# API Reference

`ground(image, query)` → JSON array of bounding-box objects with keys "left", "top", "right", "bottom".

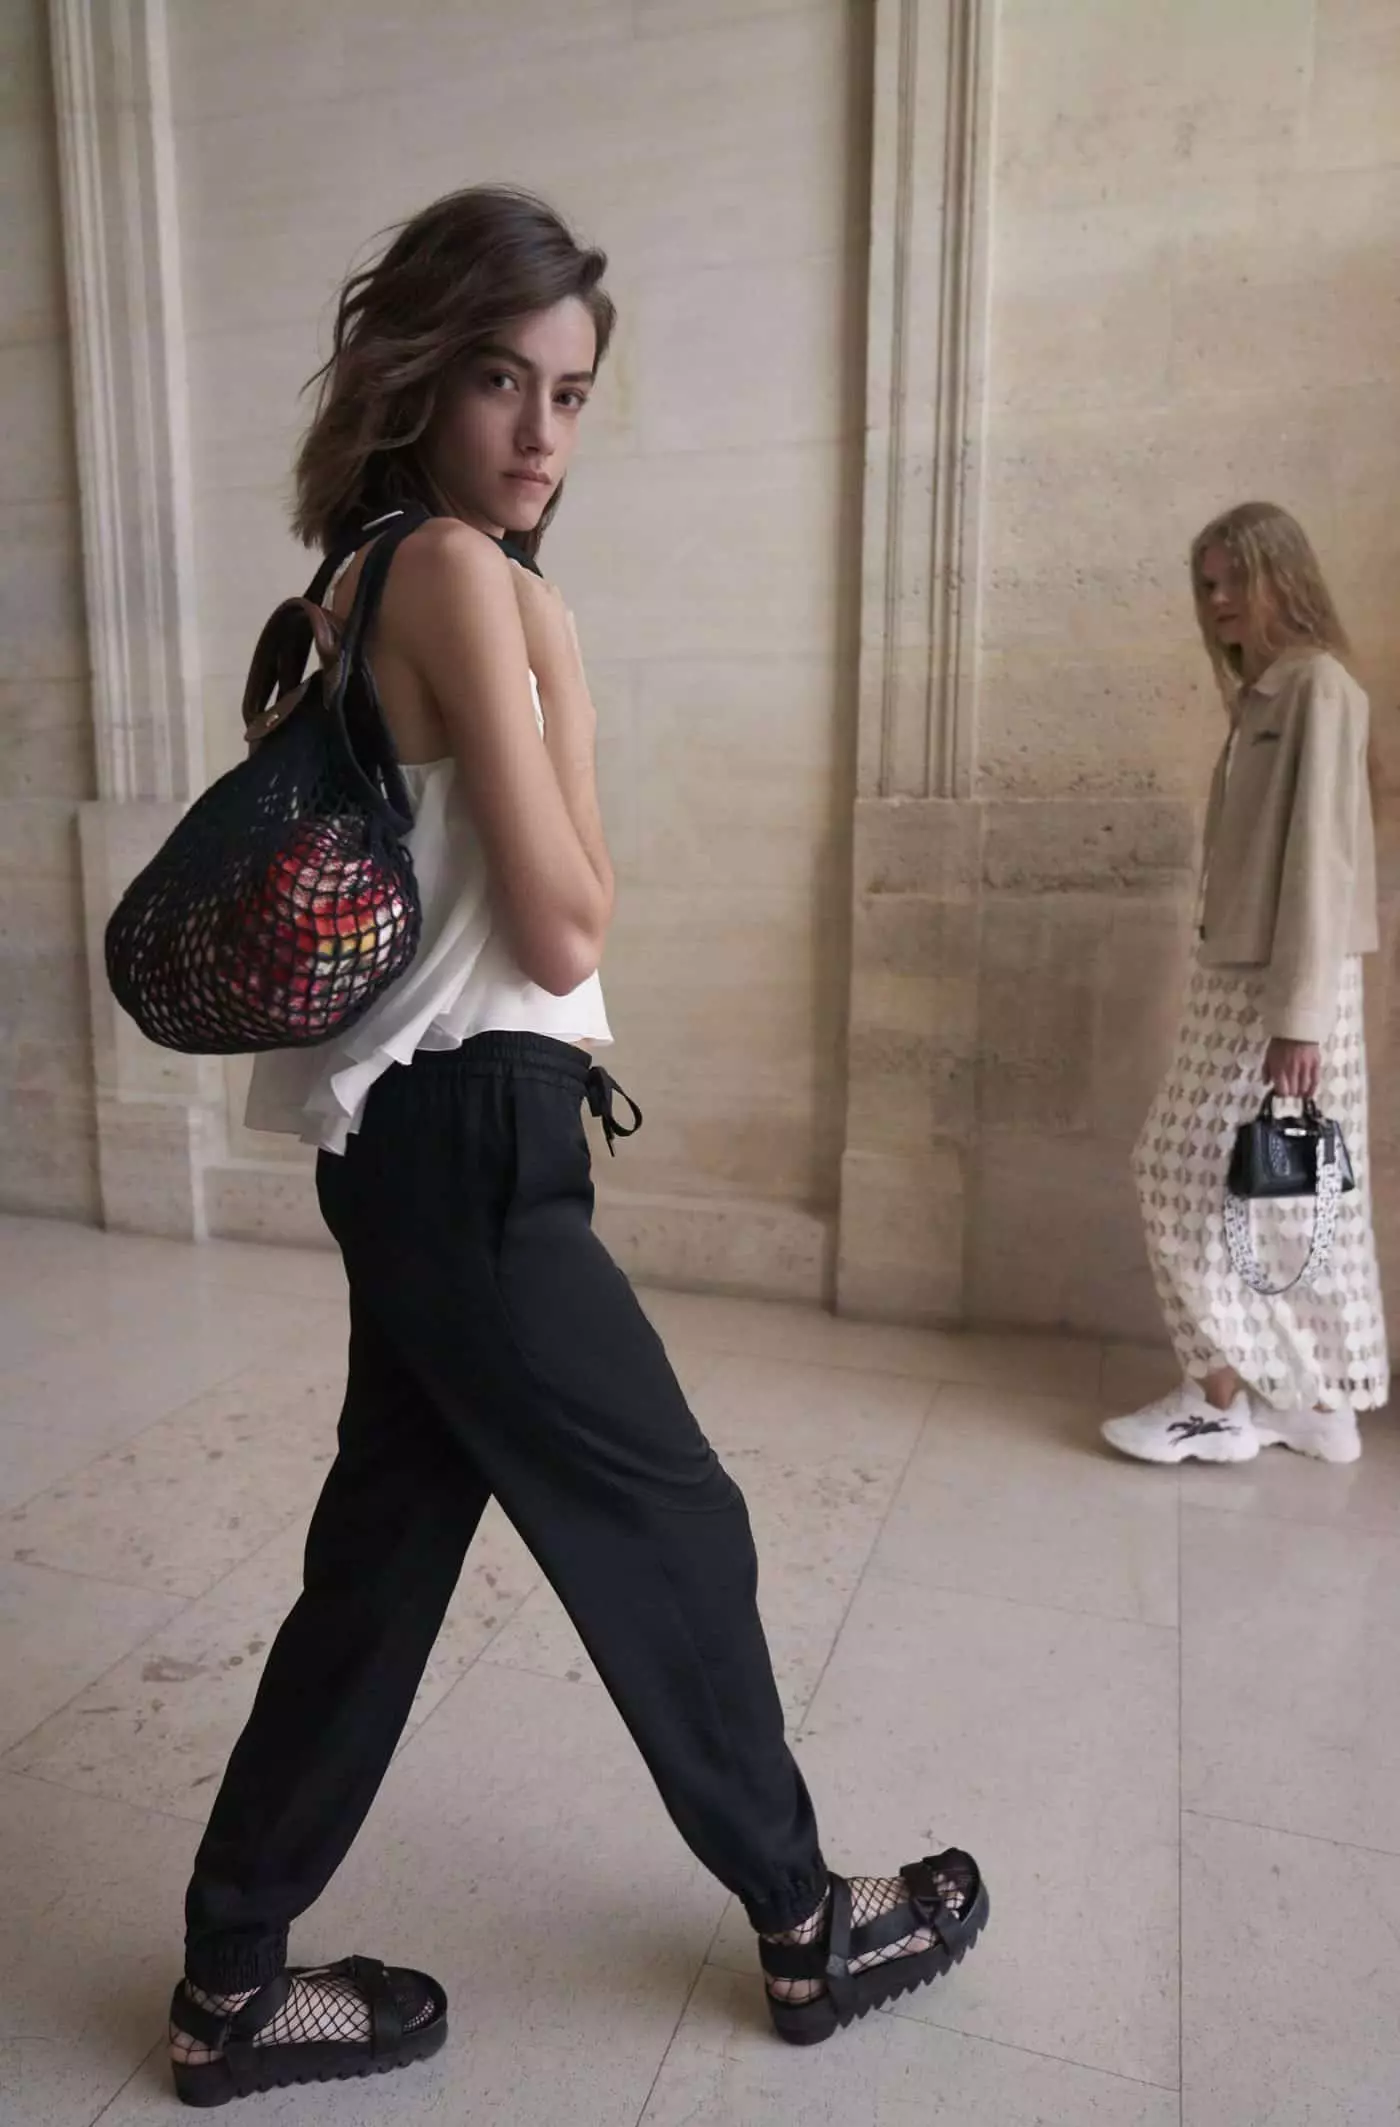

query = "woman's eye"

[
  {"left": 557, "top": 390, "right": 588, "bottom": 412},
  {"left": 484, "top": 371, "right": 517, "bottom": 392}
]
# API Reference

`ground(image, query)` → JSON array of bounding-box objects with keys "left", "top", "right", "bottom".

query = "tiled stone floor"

[{"left": 1, "top": 1212, "right": 1397, "bottom": 2125}]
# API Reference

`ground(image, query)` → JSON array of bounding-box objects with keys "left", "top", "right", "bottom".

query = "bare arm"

[
  {"left": 510, "top": 569, "right": 613, "bottom": 908},
  {"left": 385, "top": 521, "right": 611, "bottom": 995}
]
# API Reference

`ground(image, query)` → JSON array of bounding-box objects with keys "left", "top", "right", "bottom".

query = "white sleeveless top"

[{"left": 245, "top": 675, "right": 612, "bottom": 1154}]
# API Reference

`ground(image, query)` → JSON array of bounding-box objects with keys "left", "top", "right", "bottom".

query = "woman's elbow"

[{"left": 519, "top": 921, "right": 604, "bottom": 998}]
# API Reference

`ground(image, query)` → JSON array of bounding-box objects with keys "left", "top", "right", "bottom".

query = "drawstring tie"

[{"left": 585, "top": 1066, "right": 643, "bottom": 1156}]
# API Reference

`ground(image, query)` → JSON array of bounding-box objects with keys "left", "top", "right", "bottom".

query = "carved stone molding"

[
  {"left": 50, "top": 0, "right": 219, "bottom": 1237},
  {"left": 858, "top": 0, "right": 994, "bottom": 801},
  {"left": 48, "top": 0, "right": 202, "bottom": 806}
]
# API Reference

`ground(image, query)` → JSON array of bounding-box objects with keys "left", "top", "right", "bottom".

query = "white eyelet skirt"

[{"left": 1133, "top": 956, "right": 1390, "bottom": 1412}]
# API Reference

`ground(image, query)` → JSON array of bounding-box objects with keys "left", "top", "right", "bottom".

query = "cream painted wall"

[
  {"left": 963, "top": 0, "right": 1400, "bottom": 1333},
  {"left": 166, "top": 0, "right": 867, "bottom": 1230},
  {"left": 0, "top": 0, "right": 97, "bottom": 1221}
]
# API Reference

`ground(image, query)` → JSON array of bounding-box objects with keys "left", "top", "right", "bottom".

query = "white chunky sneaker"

[
  {"left": 1101, "top": 1384, "right": 1259, "bottom": 1464},
  {"left": 1250, "top": 1399, "right": 1362, "bottom": 1464}
]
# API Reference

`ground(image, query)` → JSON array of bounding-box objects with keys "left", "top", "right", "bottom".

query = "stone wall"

[
  {"left": 169, "top": 0, "right": 867, "bottom": 1296},
  {"left": 0, "top": 0, "right": 97, "bottom": 1222},
  {"left": 12, "top": 0, "right": 1400, "bottom": 1342},
  {"left": 839, "top": 0, "right": 1400, "bottom": 1337}
]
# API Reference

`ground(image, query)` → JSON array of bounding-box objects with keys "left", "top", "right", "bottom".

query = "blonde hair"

[{"left": 1189, "top": 500, "right": 1351, "bottom": 702}]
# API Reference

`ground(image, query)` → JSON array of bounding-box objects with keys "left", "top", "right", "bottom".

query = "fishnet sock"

[
  {"left": 170, "top": 1970, "right": 437, "bottom": 2064},
  {"left": 762, "top": 1857, "right": 976, "bottom": 2005}
]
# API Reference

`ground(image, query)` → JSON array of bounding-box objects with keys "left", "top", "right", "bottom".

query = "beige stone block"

[
  {"left": 191, "top": 487, "right": 303, "bottom": 728},
  {"left": 846, "top": 1013, "right": 977, "bottom": 1153},
  {"left": 846, "top": 894, "right": 980, "bottom": 1150},
  {"left": 853, "top": 891, "right": 979, "bottom": 983},
  {"left": 604, "top": 884, "right": 845, "bottom": 1204},
  {"left": 979, "top": 402, "right": 1335, "bottom": 657},
  {"left": 982, "top": 798, "right": 1197, "bottom": 896},
  {"left": 594, "top": 1186, "right": 830, "bottom": 1305},
  {"left": 631, "top": 247, "right": 859, "bottom": 454},
  {"left": 205, "top": 1157, "right": 328, "bottom": 1249},
  {"left": 94, "top": 1094, "right": 217, "bottom": 1240},
  {"left": 0, "top": 500, "right": 86, "bottom": 683},
  {"left": 0, "top": 800, "right": 83, "bottom": 950},
  {"left": 175, "top": 7, "right": 851, "bottom": 333},
  {"left": 852, "top": 796, "right": 982, "bottom": 898},
  {"left": 1305, "top": 5, "right": 1400, "bottom": 173},
  {"left": 0, "top": 681, "right": 94, "bottom": 802},
  {"left": 186, "top": 320, "right": 310, "bottom": 497},
  {"left": 969, "top": 1131, "right": 1163, "bottom": 1342},
  {"left": 0, "top": 12, "right": 68, "bottom": 343},
  {"left": 837, "top": 1145, "right": 965, "bottom": 1325},
  {"left": 989, "top": 202, "right": 1175, "bottom": 416},
  {"left": 1091, "top": 899, "right": 1196, "bottom": 1139},
  {"left": 623, "top": 656, "right": 847, "bottom": 894},
  {"left": 976, "top": 649, "right": 1221, "bottom": 801},
  {"left": 994, "top": 0, "right": 1311, "bottom": 206},
  {"left": 0, "top": 1085, "right": 98, "bottom": 1223},
  {"left": 0, "top": 340, "right": 78, "bottom": 509},
  {"left": 1170, "top": 170, "right": 1400, "bottom": 398},
  {"left": 978, "top": 898, "right": 1101, "bottom": 1133},
  {"left": 546, "top": 440, "right": 845, "bottom": 663}
]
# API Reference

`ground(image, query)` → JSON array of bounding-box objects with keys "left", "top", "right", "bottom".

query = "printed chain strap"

[{"left": 1224, "top": 1144, "right": 1344, "bottom": 1297}]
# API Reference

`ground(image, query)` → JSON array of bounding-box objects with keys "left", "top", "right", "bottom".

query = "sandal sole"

[
  {"left": 767, "top": 1879, "right": 990, "bottom": 2047},
  {"left": 171, "top": 2011, "right": 447, "bottom": 2107}
]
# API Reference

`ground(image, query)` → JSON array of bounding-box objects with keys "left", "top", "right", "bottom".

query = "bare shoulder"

[{"left": 388, "top": 516, "right": 512, "bottom": 602}]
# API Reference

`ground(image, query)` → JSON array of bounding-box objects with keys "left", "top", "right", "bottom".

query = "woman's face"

[
  {"left": 427, "top": 296, "right": 598, "bottom": 539},
  {"left": 1196, "top": 543, "right": 1253, "bottom": 653}
]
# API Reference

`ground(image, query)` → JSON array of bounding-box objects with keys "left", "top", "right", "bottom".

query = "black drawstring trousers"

[{"left": 184, "top": 1033, "right": 828, "bottom": 1989}]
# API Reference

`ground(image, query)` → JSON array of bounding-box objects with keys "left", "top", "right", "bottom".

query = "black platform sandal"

[
  {"left": 759, "top": 1850, "right": 989, "bottom": 2047},
  {"left": 170, "top": 1954, "right": 447, "bottom": 2107}
]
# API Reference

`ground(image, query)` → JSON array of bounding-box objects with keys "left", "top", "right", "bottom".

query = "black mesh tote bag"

[{"left": 105, "top": 507, "right": 429, "bottom": 1054}]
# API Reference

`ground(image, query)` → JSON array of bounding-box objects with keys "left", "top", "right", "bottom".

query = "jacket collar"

[{"left": 1246, "top": 645, "right": 1321, "bottom": 700}]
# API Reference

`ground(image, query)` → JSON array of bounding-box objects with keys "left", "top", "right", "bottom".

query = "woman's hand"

[{"left": 1264, "top": 1037, "right": 1322, "bottom": 1102}]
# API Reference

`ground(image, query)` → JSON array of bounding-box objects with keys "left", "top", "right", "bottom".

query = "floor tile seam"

[
  {"left": 789, "top": 1386, "right": 942, "bottom": 1735},
  {"left": 880, "top": 2002, "right": 1184, "bottom": 2094},
  {"left": 1, "top": 1758, "right": 208, "bottom": 1831},
  {"left": 633, "top": 1955, "right": 711, "bottom": 2127},
  {"left": 1178, "top": 1493, "right": 1400, "bottom": 1547},
  {"left": 0, "top": 1320, "right": 340, "bottom": 1480},
  {"left": 378, "top": 1570, "right": 553, "bottom": 1762},
  {"left": 863, "top": 1557, "right": 1182, "bottom": 1637},
  {"left": 0, "top": 1508, "right": 318, "bottom": 1766},
  {"left": 671, "top": 1336, "right": 1104, "bottom": 1395},
  {"left": 697, "top": 1944, "right": 1185, "bottom": 2097},
  {"left": 86, "top": 2033, "right": 168, "bottom": 2126},
  {"left": 1181, "top": 1802, "right": 1400, "bottom": 1863}
]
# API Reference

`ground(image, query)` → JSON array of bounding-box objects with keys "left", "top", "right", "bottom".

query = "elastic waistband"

[
  {"left": 403, "top": 1031, "right": 593, "bottom": 1091},
  {"left": 400, "top": 1034, "right": 643, "bottom": 1153}
]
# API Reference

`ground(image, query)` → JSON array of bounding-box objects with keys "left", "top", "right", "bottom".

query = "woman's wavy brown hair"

[{"left": 293, "top": 186, "right": 615, "bottom": 558}]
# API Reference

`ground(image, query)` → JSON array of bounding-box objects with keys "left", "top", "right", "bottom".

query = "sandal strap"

[
  {"left": 171, "top": 1975, "right": 291, "bottom": 2055},
  {"left": 898, "top": 1852, "right": 977, "bottom": 1953},
  {"left": 290, "top": 1954, "right": 403, "bottom": 2056},
  {"left": 756, "top": 1938, "right": 826, "bottom": 1982},
  {"left": 822, "top": 1873, "right": 856, "bottom": 2017}
]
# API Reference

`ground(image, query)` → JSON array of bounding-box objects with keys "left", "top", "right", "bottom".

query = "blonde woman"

[{"left": 1104, "top": 501, "right": 1388, "bottom": 1468}]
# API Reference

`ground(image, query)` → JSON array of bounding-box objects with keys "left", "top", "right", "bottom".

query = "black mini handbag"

[
  {"left": 1224, "top": 1094, "right": 1355, "bottom": 1295},
  {"left": 105, "top": 508, "right": 429, "bottom": 1054}
]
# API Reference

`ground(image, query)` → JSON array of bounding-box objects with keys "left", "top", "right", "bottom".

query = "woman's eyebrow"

[{"left": 476, "top": 341, "right": 596, "bottom": 385}]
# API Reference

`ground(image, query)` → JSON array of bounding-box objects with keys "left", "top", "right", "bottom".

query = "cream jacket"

[{"left": 1198, "top": 648, "right": 1378, "bottom": 1042}]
